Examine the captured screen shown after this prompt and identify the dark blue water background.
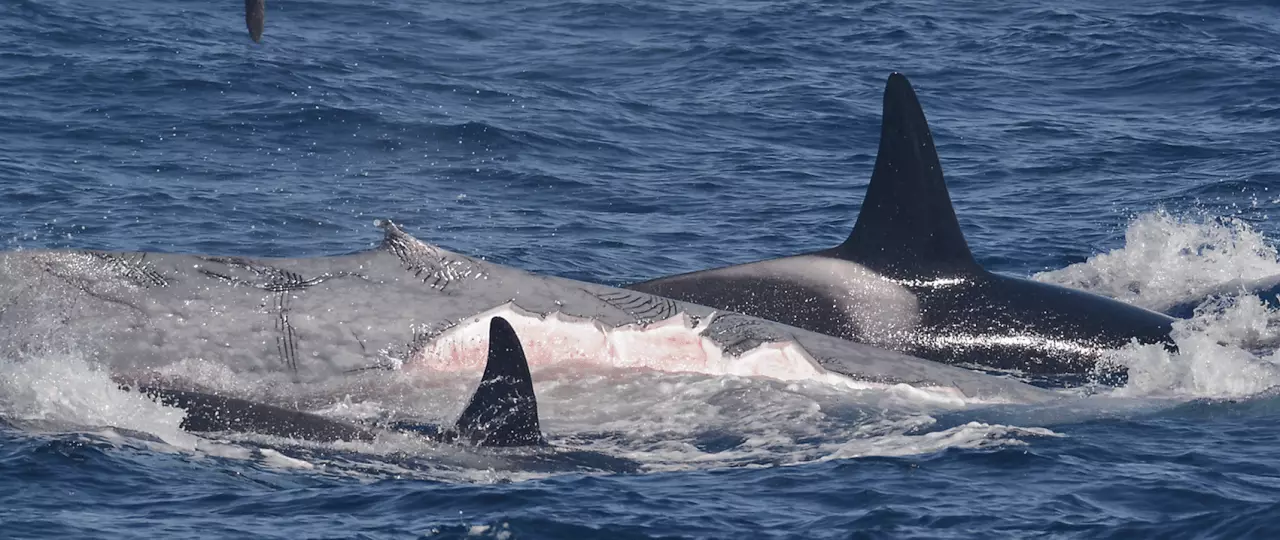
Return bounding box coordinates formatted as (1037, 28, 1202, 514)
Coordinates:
(4, 0, 1280, 537)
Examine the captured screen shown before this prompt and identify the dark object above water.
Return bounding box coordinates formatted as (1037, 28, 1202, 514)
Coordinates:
(126, 317, 545, 447)
(245, 0, 265, 42)
(628, 72, 1177, 381)
(438, 316, 543, 447)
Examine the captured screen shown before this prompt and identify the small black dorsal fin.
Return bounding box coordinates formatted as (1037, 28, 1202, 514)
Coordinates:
(829, 72, 979, 279)
(246, 0, 265, 43)
(450, 316, 544, 447)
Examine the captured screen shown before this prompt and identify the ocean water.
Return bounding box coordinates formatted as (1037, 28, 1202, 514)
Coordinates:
(3, 0, 1280, 537)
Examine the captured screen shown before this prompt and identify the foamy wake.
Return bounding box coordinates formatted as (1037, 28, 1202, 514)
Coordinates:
(818, 421, 1061, 462)
(528, 372, 1060, 473)
(1035, 209, 1280, 312)
(0, 346, 1055, 482)
(0, 351, 196, 448)
(0, 352, 300, 467)
(1036, 209, 1280, 399)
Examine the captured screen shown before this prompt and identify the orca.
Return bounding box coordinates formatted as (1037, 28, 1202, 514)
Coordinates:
(245, 0, 265, 42)
(437, 316, 542, 447)
(627, 73, 1177, 381)
(122, 317, 544, 447)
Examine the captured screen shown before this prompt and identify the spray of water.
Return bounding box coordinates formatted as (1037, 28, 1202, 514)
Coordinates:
(1038, 210, 1280, 398)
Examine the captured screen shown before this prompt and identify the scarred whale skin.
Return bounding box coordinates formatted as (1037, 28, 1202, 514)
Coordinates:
(0, 220, 1056, 404)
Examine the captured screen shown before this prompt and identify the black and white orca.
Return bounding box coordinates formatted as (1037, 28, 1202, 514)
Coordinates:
(628, 73, 1176, 380)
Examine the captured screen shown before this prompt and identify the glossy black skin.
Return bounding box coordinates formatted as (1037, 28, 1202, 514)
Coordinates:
(630, 264, 1175, 379)
(443, 317, 543, 447)
(629, 72, 1177, 381)
(912, 270, 1175, 374)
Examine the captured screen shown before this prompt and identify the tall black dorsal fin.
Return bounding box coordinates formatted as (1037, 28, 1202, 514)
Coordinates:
(246, 0, 265, 42)
(830, 72, 979, 279)
(449, 317, 544, 447)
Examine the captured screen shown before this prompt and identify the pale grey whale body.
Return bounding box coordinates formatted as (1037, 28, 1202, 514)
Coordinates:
(0, 220, 1056, 403)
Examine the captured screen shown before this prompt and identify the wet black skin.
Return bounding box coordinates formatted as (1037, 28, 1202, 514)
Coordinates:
(629, 73, 1176, 382)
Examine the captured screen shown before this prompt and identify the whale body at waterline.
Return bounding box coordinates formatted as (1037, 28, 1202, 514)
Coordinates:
(628, 73, 1176, 380)
(117, 316, 543, 447)
(0, 220, 1057, 403)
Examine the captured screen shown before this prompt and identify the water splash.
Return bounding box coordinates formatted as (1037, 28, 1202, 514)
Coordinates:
(1035, 209, 1280, 312)
(1037, 210, 1280, 399)
(0, 346, 1053, 482)
(1101, 298, 1280, 399)
(0, 351, 198, 449)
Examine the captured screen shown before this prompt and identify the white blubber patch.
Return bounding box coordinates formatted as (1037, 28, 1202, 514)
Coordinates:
(406, 304, 1004, 406)
(407, 303, 833, 383)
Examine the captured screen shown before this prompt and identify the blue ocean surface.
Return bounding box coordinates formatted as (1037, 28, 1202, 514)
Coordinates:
(4, 0, 1280, 537)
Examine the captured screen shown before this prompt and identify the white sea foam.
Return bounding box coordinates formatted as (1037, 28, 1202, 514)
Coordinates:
(1100, 297, 1280, 399)
(0, 351, 311, 467)
(818, 421, 1061, 462)
(0, 351, 197, 449)
(1035, 209, 1280, 312)
(0, 341, 1051, 483)
(1037, 210, 1280, 399)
